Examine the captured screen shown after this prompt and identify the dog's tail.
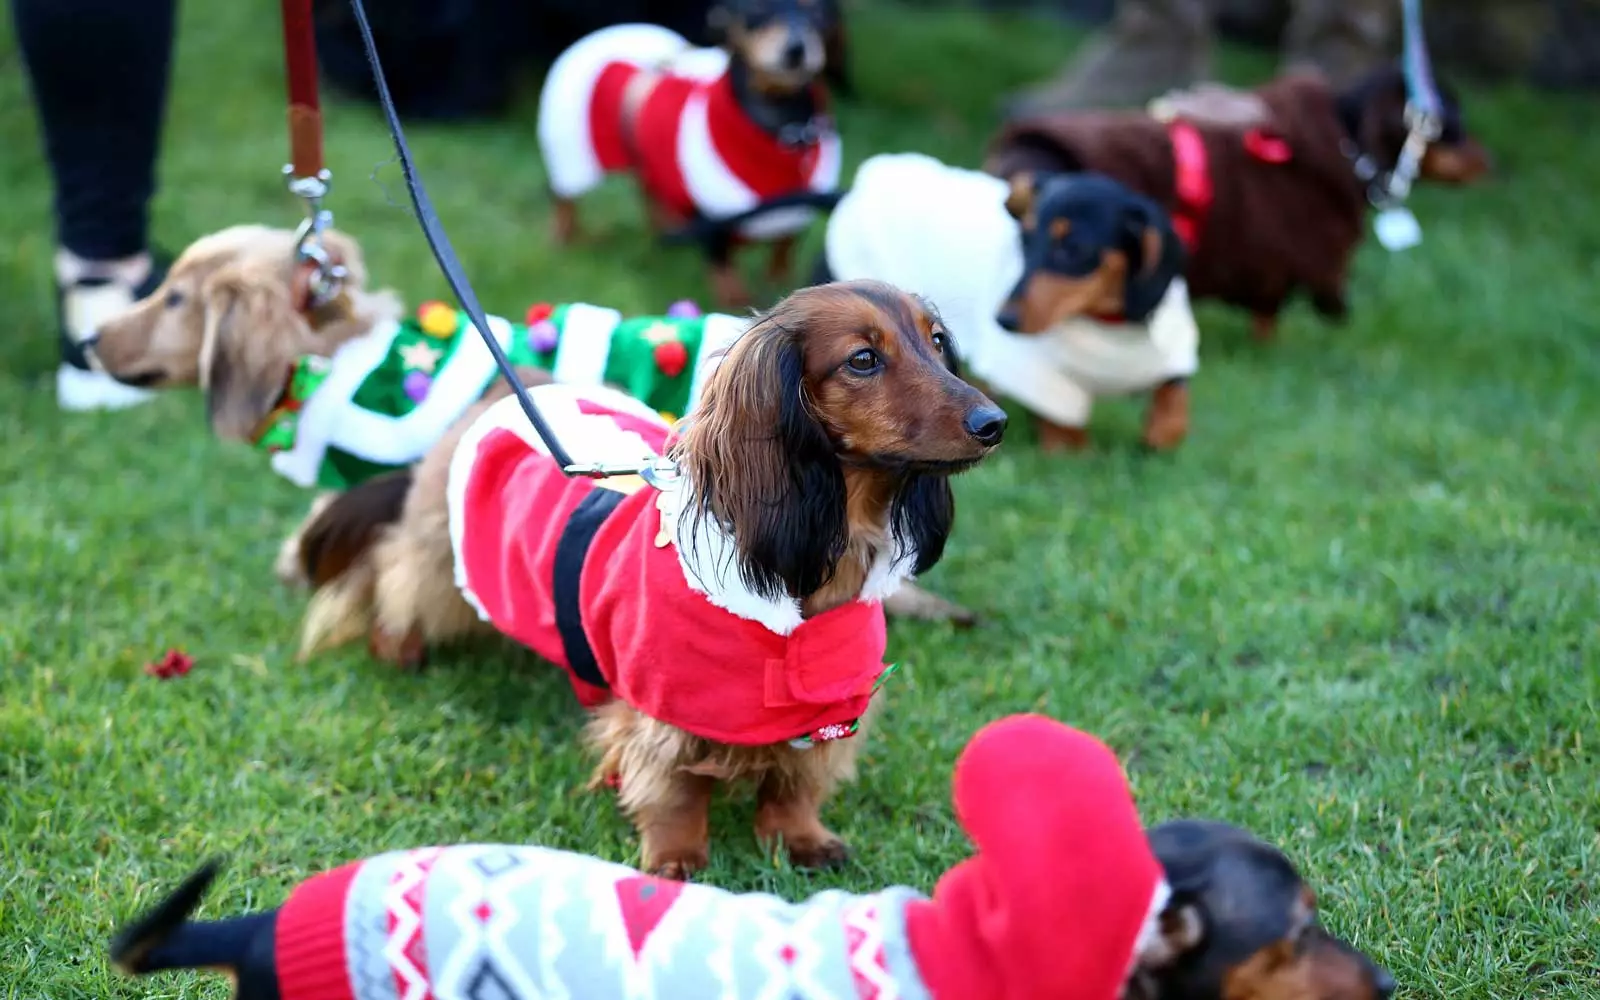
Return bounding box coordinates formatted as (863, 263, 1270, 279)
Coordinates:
(297, 469, 413, 658)
(111, 859, 266, 978)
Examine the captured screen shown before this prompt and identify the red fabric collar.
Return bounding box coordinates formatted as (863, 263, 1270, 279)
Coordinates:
(1086, 311, 1127, 324)
(702, 71, 824, 199)
(454, 409, 887, 747)
(1164, 119, 1213, 253)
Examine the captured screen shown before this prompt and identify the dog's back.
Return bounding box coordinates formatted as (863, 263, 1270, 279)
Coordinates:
(989, 74, 1368, 321)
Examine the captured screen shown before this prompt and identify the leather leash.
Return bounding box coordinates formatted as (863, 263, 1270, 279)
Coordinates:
(344, 0, 665, 481)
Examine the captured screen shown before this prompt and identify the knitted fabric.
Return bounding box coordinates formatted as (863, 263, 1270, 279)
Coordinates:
(825, 152, 1199, 428)
(444, 384, 910, 747)
(255, 302, 746, 491)
(538, 23, 841, 241)
(268, 715, 1165, 1000)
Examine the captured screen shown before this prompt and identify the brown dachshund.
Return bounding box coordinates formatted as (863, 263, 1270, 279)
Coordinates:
(294, 280, 1006, 878)
(988, 65, 1493, 340)
(1135, 820, 1397, 1000)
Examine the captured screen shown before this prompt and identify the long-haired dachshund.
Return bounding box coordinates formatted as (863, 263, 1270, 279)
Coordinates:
(295, 280, 1006, 877)
(538, 0, 842, 306)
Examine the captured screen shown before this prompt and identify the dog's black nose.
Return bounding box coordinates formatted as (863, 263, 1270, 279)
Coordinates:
(964, 405, 1008, 446)
(995, 304, 1021, 332)
(781, 37, 807, 68)
(1373, 967, 1397, 999)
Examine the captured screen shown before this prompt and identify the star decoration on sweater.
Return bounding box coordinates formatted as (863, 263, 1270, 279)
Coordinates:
(641, 321, 678, 345)
(399, 340, 444, 374)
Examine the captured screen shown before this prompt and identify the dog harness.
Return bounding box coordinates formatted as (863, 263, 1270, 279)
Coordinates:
(253, 302, 747, 491)
(1163, 120, 1214, 253)
(261, 717, 1169, 1000)
(445, 385, 898, 748)
(540, 25, 841, 240)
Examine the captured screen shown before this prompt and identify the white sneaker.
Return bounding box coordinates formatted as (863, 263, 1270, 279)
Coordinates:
(56, 272, 160, 412)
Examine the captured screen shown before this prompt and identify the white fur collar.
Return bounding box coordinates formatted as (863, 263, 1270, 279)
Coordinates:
(656, 477, 917, 636)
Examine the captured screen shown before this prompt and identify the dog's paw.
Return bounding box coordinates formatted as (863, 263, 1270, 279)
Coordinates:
(368, 624, 427, 670)
(646, 850, 708, 882)
(788, 836, 851, 871)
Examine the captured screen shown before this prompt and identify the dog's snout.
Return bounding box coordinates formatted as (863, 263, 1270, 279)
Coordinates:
(964, 405, 1008, 446)
(1373, 966, 1397, 999)
(781, 35, 807, 69)
(996, 303, 1022, 332)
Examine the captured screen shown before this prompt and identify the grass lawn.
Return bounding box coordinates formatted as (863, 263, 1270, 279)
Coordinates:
(3, 1, 1598, 996)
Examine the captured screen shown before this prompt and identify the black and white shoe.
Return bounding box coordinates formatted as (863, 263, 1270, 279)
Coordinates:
(56, 262, 166, 412)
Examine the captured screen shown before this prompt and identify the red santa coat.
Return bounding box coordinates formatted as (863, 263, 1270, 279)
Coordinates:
(537, 24, 842, 240)
(446, 385, 900, 747)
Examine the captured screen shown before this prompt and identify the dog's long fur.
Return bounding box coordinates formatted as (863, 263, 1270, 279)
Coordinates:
(296, 280, 1004, 876)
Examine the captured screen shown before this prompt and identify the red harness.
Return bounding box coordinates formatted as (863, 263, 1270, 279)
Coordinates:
(1165, 120, 1213, 253)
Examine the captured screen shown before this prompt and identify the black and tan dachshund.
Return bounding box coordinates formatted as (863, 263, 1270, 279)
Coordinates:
(1137, 819, 1398, 1000)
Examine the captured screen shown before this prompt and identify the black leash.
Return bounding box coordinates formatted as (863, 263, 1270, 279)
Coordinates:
(348, 0, 653, 479)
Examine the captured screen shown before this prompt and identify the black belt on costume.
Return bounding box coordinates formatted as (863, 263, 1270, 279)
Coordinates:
(552, 487, 626, 690)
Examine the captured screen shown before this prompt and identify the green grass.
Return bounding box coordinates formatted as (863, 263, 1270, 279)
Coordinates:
(3, 1, 1598, 997)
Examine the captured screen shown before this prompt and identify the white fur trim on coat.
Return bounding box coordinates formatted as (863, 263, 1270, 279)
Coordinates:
(537, 23, 692, 199)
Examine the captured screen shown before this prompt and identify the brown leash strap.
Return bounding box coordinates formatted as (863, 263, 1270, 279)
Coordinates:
(282, 0, 324, 181)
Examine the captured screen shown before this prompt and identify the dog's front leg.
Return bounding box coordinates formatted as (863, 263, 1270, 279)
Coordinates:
(632, 770, 716, 880)
(766, 236, 796, 284)
(755, 760, 851, 871)
(1142, 378, 1191, 451)
(1037, 418, 1092, 452)
(551, 196, 579, 245)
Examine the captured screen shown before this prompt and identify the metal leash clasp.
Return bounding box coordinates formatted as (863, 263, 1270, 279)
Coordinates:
(284, 165, 348, 309)
(1372, 103, 1442, 209)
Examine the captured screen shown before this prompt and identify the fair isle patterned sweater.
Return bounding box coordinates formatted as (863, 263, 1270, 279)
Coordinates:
(275, 844, 930, 1000)
(256, 301, 747, 491)
(267, 716, 1170, 1000)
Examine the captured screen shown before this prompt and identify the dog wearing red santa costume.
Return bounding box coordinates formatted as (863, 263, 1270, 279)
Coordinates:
(293, 281, 1007, 879)
(112, 715, 1184, 1000)
(537, 0, 841, 308)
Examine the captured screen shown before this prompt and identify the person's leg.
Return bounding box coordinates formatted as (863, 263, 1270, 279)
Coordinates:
(12, 0, 178, 410)
(1005, 0, 1213, 118)
(1280, 0, 1395, 87)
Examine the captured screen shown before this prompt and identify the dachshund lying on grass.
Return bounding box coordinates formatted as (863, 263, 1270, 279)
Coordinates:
(988, 65, 1492, 340)
(82, 224, 979, 626)
(108, 726, 1397, 1000)
(294, 280, 1007, 877)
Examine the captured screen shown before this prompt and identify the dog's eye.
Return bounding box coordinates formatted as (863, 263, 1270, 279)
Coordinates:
(164, 290, 184, 309)
(931, 331, 948, 353)
(845, 348, 879, 373)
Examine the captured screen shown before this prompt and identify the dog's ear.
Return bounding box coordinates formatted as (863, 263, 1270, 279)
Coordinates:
(675, 316, 847, 601)
(198, 264, 310, 441)
(705, 3, 736, 46)
(1141, 898, 1208, 968)
(892, 474, 954, 576)
(1004, 172, 1037, 225)
(1120, 196, 1185, 323)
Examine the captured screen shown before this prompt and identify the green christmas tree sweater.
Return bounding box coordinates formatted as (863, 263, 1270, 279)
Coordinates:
(257, 300, 748, 490)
